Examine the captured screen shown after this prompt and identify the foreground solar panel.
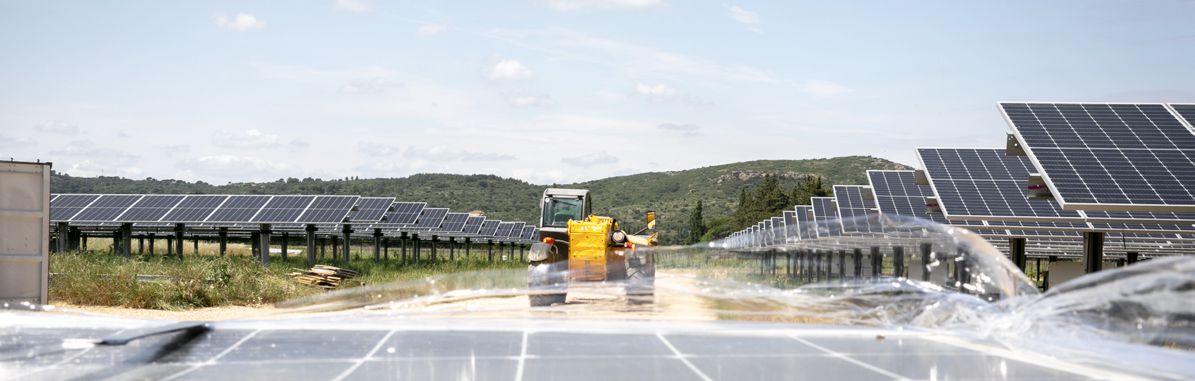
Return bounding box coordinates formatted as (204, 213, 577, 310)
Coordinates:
(833, 185, 882, 233)
(1171, 103, 1195, 128)
(1001, 102, 1195, 212)
(49, 194, 100, 221)
(347, 197, 394, 223)
(385, 202, 426, 225)
(160, 195, 228, 222)
(867, 170, 948, 224)
(409, 208, 449, 230)
(297, 196, 359, 223)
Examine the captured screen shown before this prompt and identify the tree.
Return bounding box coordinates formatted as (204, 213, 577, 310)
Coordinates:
(688, 201, 706, 243)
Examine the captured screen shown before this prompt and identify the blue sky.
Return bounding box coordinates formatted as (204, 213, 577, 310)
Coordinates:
(2, 0, 1193, 185)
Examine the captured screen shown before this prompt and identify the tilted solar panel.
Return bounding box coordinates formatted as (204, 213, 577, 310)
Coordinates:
(296, 196, 358, 223)
(506, 222, 526, 238)
(522, 226, 538, 240)
(918, 148, 1086, 222)
(348, 197, 394, 223)
(867, 170, 948, 224)
(810, 197, 840, 237)
(50, 194, 100, 222)
(114, 195, 186, 222)
(478, 220, 501, 237)
(438, 213, 469, 233)
(205, 195, 272, 223)
(70, 194, 142, 222)
(161, 195, 228, 222)
(782, 211, 797, 242)
(251, 195, 315, 223)
(494, 222, 515, 238)
(1001, 102, 1195, 211)
(410, 208, 449, 229)
(462, 216, 485, 235)
(386, 202, 426, 225)
(833, 185, 882, 233)
(794, 205, 814, 240)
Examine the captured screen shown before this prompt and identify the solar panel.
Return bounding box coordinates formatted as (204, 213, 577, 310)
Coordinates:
(867, 170, 948, 224)
(462, 216, 485, 235)
(296, 196, 358, 223)
(494, 222, 515, 238)
(918, 148, 1089, 223)
(833, 185, 882, 233)
(437, 213, 469, 233)
(506, 222, 526, 238)
(250, 195, 315, 223)
(782, 211, 797, 242)
(205, 195, 271, 223)
(1001, 102, 1195, 211)
(1170, 103, 1195, 129)
(70, 194, 142, 222)
(478, 220, 501, 237)
(522, 226, 538, 240)
(50, 194, 100, 222)
(810, 197, 840, 237)
(794, 205, 814, 240)
(385, 202, 426, 225)
(409, 208, 449, 229)
(161, 195, 228, 223)
(347, 197, 394, 223)
(113, 195, 186, 222)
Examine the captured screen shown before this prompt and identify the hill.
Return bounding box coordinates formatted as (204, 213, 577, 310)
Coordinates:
(51, 156, 911, 244)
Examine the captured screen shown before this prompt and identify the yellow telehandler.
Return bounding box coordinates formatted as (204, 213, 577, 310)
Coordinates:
(527, 188, 658, 307)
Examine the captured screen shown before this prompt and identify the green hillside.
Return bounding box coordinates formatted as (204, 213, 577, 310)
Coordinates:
(51, 156, 910, 244)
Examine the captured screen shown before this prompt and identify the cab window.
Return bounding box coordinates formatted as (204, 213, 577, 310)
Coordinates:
(543, 197, 584, 228)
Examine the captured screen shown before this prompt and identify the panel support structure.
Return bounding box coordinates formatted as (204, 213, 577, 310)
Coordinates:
(306, 225, 317, 268)
(1009, 237, 1027, 272)
(1083, 231, 1104, 274)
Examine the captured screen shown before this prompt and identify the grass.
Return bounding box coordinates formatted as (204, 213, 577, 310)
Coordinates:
(50, 237, 530, 310)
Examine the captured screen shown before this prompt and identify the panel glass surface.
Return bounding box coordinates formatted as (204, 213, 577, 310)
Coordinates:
(410, 208, 449, 229)
(205, 195, 272, 223)
(250, 195, 315, 223)
(833, 185, 882, 233)
(437, 213, 469, 232)
(50, 194, 100, 222)
(115, 195, 186, 222)
(385, 202, 427, 225)
(347, 197, 394, 223)
(462, 216, 485, 235)
(161, 195, 229, 222)
(296, 196, 358, 223)
(70, 195, 142, 222)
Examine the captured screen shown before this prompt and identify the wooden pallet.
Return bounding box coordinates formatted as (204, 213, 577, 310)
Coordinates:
(289, 265, 359, 289)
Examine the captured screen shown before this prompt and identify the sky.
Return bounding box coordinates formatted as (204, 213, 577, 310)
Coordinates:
(2, 0, 1193, 185)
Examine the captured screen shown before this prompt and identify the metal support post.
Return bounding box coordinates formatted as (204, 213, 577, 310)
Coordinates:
(306, 225, 317, 268)
(893, 246, 905, 278)
(870, 246, 882, 277)
(173, 224, 185, 260)
(1008, 237, 1027, 272)
(259, 224, 272, 266)
(373, 228, 383, 263)
(342, 225, 353, 263)
(218, 228, 228, 256)
(1082, 231, 1105, 274)
(920, 243, 933, 281)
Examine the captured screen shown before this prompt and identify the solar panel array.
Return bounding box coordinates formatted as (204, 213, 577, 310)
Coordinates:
(347, 197, 394, 223)
(462, 216, 485, 235)
(410, 208, 449, 230)
(437, 213, 469, 233)
(297, 196, 358, 223)
(810, 197, 840, 238)
(385, 202, 427, 225)
(1002, 102, 1195, 210)
(867, 170, 947, 224)
(478, 220, 501, 237)
(832, 185, 881, 233)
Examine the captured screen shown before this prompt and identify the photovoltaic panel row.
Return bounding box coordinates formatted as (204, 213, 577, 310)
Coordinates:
(1001, 102, 1195, 211)
(782, 211, 797, 242)
(438, 213, 469, 233)
(250, 196, 314, 223)
(833, 185, 882, 233)
(794, 205, 815, 240)
(478, 220, 501, 237)
(69, 195, 142, 222)
(50, 194, 100, 221)
(521, 226, 538, 240)
(296, 196, 358, 223)
(867, 170, 949, 225)
(462, 216, 485, 235)
(348, 197, 395, 223)
(410, 208, 449, 229)
(386, 202, 427, 225)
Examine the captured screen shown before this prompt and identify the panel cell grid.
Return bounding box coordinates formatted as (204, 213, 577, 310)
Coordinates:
(205, 195, 272, 223)
(917, 148, 1083, 221)
(410, 208, 449, 229)
(833, 185, 882, 233)
(385, 202, 427, 225)
(494, 222, 515, 238)
(506, 222, 526, 238)
(478, 220, 501, 237)
(251, 196, 315, 223)
(1001, 102, 1195, 209)
(794, 205, 814, 240)
(437, 213, 469, 233)
(347, 197, 394, 223)
(161, 195, 228, 222)
(867, 170, 948, 224)
(50, 194, 100, 222)
(810, 197, 841, 237)
(462, 216, 485, 235)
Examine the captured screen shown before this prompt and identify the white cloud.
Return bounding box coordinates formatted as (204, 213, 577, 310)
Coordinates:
(799, 80, 853, 96)
(490, 60, 533, 80)
(335, 0, 370, 12)
(658, 122, 700, 136)
(729, 5, 759, 25)
(33, 120, 80, 134)
(562, 152, 619, 168)
(181, 155, 291, 180)
(63, 159, 143, 178)
(417, 24, 447, 36)
(635, 83, 677, 100)
(0, 134, 33, 148)
(543, 0, 664, 11)
(51, 140, 139, 166)
(215, 13, 266, 31)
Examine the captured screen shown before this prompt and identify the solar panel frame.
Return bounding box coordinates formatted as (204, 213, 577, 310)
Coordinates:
(494, 222, 515, 238)
(385, 202, 427, 225)
(250, 195, 315, 223)
(1001, 102, 1195, 212)
(461, 216, 485, 235)
(437, 212, 469, 233)
(478, 220, 501, 238)
(810, 197, 840, 238)
(161, 195, 229, 223)
(833, 185, 882, 233)
(506, 222, 526, 238)
(204, 195, 272, 223)
(409, 208, 449, 230)
(794, 205, 814, 240)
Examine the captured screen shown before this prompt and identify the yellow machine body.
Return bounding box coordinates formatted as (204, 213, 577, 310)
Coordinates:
(566, 216, 618, 282)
